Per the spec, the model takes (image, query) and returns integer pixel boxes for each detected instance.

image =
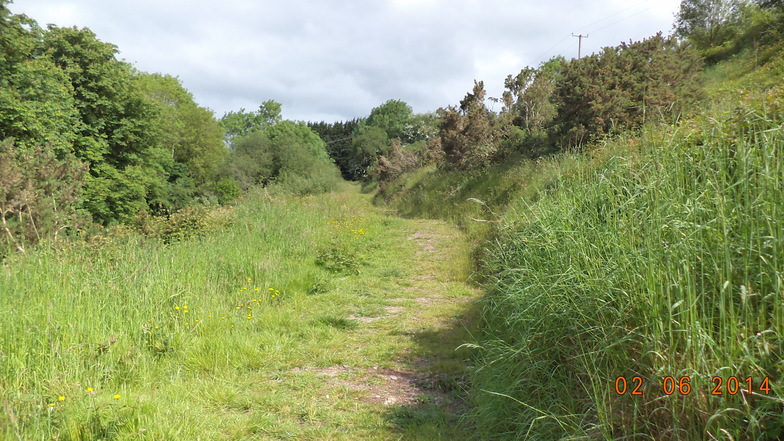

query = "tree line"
[311,0,782,194]
[0,0,341,254]
[2,0,781,254]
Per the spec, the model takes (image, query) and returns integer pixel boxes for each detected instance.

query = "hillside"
[379,41,784,441]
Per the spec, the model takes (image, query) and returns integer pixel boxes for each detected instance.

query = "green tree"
[42,25,168,223]
[221,121,340,193]
[136,73,226,192]
[308,118,363,179]
[220,100,282,143]
[402,112,439,145]
[0,4,80,155]
[675,0,747,50]
[551,34,702,148]
[438,81,500,169]
[366,99,413,141]
[502,57,563,135]
[347,126,389,180]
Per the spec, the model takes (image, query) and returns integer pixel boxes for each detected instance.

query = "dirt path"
[289,217,482,439]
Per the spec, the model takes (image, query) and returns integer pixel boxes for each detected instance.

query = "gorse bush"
[0,139,86,255]
[550,33,703,148]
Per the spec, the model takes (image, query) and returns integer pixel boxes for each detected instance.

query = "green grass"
[473,94,784,439]
[0,182,481,440]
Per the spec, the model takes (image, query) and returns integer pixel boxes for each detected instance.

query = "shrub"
[213,177,241,204]
[133,204,235,243]
[0,139,86,255]
[551,33,703,148]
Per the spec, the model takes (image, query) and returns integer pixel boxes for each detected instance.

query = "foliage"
[219,100,282,143]
[438,81,502,169]
[136,73,226,191]
[346,125,389,181]
[550,33,703,148]
[373,138,418,191]
[308,118,363,180]
[675,0,747,50]
[133,204,235,243]
[366,99,413,141]
[222,121,341,195]
[675,0,784,63]
[212,177,241,204]
[39,25,176,224]
[502,57,563,136]
[0,139,86,255]
[402,112,440,144]
[0,57,80,155]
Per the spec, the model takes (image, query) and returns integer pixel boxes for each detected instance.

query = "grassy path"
[1,184,481,440]
[257,194,482,439]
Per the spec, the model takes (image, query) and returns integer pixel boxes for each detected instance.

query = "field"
[0,184,480,440]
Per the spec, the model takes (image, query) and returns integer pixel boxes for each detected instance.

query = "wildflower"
[86,387,94,393]
[113,394,121,400]
[174,306,180,310]
[58,396,65,402]
[154,326,159,330]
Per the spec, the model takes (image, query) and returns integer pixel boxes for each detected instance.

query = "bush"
[551,33,703,148]
[133,204,235,243]
[213,177,241,204]
[222,121,342,194]
[0,139,86,255]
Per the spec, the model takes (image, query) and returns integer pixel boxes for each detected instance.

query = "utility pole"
[572,33,588,58]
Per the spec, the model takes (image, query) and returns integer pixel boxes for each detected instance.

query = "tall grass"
[472,88,784,440]
[0,184,378,440]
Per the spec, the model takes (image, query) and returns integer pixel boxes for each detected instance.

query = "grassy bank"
[382,82,784,439]
[476,94,783,439]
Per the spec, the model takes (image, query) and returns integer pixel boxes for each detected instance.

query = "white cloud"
[9,0,682,122]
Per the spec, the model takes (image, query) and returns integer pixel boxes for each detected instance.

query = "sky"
[10,0,682,123]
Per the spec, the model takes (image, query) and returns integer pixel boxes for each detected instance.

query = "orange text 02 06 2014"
[614,376,771,397]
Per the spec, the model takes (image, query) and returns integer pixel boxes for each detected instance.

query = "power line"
[531,1,660,65]
[587,6,654,36]
[580,0,650,32]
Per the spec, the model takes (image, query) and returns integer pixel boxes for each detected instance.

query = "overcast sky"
[10,0,682,122]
